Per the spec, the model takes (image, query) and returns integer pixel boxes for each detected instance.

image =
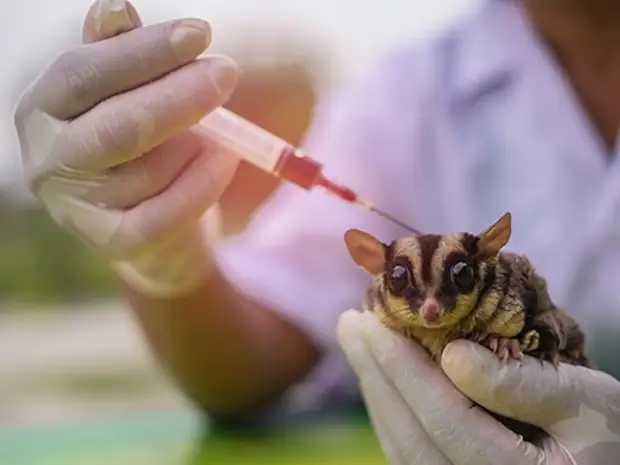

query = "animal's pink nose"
[420,299,441,322]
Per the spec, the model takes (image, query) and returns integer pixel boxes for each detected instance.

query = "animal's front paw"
[519,330,540,352]
[481,335,523,361]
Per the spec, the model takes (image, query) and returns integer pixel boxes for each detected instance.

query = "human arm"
[337,309,620,465]
[123,267,321,418]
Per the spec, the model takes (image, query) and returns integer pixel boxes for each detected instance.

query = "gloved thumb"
[440,340,620,437]
[83,0,142,43]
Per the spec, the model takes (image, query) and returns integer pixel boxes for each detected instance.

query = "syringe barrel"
[197,107,288,173]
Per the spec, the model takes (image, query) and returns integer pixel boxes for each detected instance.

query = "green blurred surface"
[0,410,386,465]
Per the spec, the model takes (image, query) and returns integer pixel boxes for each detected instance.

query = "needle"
[354,196,422,235]
[316,176,422,235]
[369,205,423,235]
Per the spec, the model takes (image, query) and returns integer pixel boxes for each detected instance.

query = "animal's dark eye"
[450,261,475,293]
[388,264,410,293]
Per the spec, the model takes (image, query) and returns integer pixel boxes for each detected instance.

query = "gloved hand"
[13,0,240,298]
[337,309,620,465]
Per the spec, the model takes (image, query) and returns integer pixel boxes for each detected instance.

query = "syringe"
[196,107,421,235]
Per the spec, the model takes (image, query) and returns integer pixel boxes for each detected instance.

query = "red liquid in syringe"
[272,146,359,200]
[272,145,420,234]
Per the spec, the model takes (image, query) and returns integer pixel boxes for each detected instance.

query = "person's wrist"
[111,204,222,299]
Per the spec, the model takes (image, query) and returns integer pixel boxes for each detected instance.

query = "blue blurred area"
[0,408,383,465]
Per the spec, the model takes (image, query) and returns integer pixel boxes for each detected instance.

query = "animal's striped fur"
[345,212,590,443]
[348,213,589,366]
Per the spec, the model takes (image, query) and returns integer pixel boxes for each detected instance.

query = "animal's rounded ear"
[344,229,386,275]
[477,212,511,259]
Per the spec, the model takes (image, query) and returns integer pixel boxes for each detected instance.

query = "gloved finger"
[111,131,239,253]
[82,0,142,43]
[360,312,545,465]
[337,310,451,465]
[19,17,210,121]
[364,406,413,465]
[58,55,238,171]
[74,130,201,209]
[441,340,620,449]
[359,382,453,465]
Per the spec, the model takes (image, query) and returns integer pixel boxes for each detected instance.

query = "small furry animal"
[344,212,590,443]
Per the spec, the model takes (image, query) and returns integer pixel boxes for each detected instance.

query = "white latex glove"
[337,309,620,465]
[13,0,241,298]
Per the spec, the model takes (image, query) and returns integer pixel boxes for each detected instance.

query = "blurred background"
[0,0,477,463]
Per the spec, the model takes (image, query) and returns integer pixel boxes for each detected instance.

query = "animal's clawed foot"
[482,335,523,361]
[520,330,540,352]
[481,330,542,362]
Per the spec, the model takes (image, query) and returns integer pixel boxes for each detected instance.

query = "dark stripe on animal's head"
[417,234,442,284]
[460,233,479,256]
